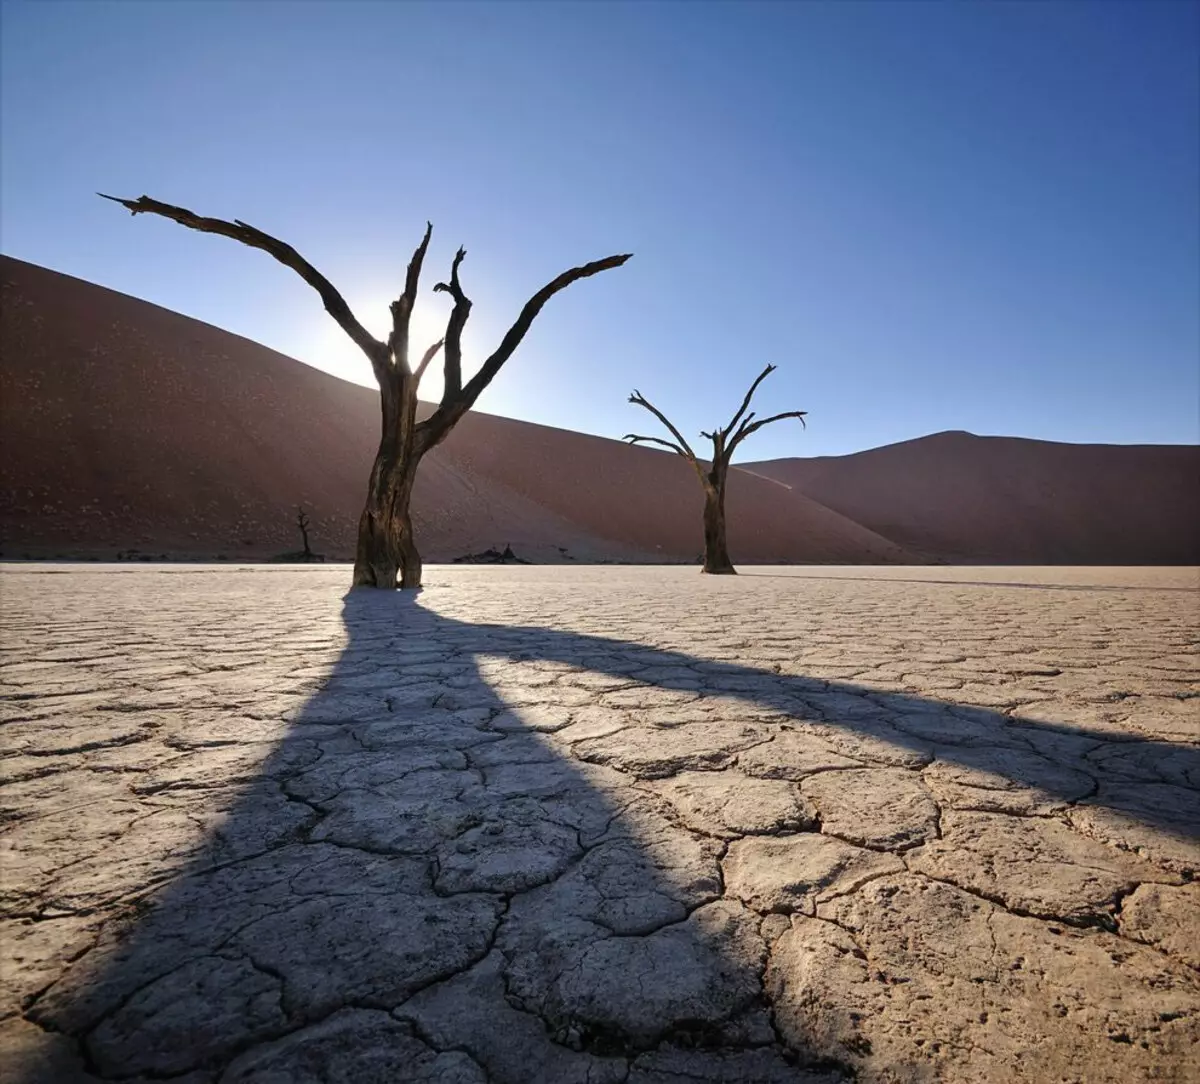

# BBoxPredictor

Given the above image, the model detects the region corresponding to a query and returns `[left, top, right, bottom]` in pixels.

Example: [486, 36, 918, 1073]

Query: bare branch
[461, 253, 632, 406]
[388, 221, 433, 375]
[432, 246, 471, 399]
[623, 433, 689, 456]
[723, 363, 776, 437]
[406, 222, 433, 299]
[98, 193, 387, 382]
[710, 429, 725, 469]
[419, 252, 632, 448]
[413, 338, 446, 386]
[628, 390, 699, 462]
[626, 390, 713, 487]
[728, 409, 808, 455]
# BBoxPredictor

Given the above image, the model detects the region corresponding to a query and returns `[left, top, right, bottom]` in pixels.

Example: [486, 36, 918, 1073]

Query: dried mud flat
[1, 563, 1198, 1083]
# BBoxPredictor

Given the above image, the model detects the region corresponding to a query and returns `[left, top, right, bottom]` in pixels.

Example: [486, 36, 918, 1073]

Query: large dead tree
[101, 193, 630, 588]
[625, 365, 806, 574]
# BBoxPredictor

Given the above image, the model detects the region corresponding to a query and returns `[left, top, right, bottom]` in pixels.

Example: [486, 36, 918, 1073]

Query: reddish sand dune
[747, 432, 1200, 564]
[0, 256, 914, 564]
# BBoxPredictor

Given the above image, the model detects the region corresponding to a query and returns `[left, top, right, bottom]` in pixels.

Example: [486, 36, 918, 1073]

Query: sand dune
[0, 256, 914, 564]
[3, 256, 1194, 566]
[746, 431, 1199, 564]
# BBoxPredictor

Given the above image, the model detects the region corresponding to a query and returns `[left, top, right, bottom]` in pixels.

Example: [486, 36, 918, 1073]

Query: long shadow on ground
[12, 589, 1199, 1083]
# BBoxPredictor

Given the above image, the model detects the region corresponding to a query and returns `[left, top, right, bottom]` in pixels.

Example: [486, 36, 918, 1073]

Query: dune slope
[746, 431, 1199, 564]
[0, 256, 913, 564]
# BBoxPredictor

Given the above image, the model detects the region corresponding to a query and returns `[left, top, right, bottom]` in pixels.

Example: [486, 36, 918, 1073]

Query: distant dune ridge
[744, 432, 1200, 565]
[1, 255, 1196, 565]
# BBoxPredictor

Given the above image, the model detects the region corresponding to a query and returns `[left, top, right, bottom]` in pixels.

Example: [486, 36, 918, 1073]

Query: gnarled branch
[709, 429, 726, 474]
[98, 193, 387, 382]
[418, 252, 633, 449]
[413, 338, 446, 386]
[388, 222, 433, 375]
[724, 363, 776, 438]
[728, 409, 808, 454]
[462, 254, 633, 407]
[432, 246, 470, 400]
[626, 391, 710, 487]
[627, 390, 699, 462]
[623, 433, 688, 456]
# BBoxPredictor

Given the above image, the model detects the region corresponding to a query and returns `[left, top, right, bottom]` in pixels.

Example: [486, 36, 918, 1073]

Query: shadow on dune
[15, 588, 1198, 1082]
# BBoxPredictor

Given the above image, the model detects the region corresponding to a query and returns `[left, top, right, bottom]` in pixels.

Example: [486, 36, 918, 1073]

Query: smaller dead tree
[625, 364, 806, 574]
[296, 506, 313, 559]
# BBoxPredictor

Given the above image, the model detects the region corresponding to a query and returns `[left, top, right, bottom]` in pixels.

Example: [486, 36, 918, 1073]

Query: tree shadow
[11, 587, 1198, 1082]
[738, 570, 1200, 593]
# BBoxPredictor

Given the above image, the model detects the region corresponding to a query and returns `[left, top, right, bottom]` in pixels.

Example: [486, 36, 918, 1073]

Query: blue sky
[2, 0, 1197, 458]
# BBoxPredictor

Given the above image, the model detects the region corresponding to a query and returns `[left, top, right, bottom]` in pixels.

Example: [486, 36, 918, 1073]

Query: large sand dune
[0, 257, 913, 564]
[746, 431, 1199, 565]
[2, 256, 1195, 565]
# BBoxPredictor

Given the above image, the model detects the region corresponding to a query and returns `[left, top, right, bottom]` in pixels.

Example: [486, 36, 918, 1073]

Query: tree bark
[702, 480, 736, 574]
[353, 376, 424, 589]
[353, 450, 421, 589]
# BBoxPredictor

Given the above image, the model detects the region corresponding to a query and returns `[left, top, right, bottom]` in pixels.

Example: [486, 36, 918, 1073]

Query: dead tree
[296, 506, 313, 559]
[625, 365, 806, 574]
[101, 194, 630, 589]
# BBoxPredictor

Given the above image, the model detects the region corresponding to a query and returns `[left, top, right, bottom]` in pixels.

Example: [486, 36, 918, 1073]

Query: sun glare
[310, 294, 461, 403]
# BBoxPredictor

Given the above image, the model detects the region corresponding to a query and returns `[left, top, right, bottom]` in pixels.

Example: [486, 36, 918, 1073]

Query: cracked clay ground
[1, 564, 1198, 1083]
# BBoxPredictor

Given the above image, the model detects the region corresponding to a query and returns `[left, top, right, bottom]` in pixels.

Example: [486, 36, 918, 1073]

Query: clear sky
[2, 0, 1197, 459]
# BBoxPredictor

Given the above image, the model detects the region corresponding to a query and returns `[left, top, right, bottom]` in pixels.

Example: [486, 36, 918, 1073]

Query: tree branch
[710, 428, 725, 472]
[388, 221, 433, 376]
[627, 390, 699, 461]
[98, 193, 387, 383]
[623, 433, 689, 456]
[432, 246, 470, 400]
[413, 338, 445, 386]
[460, 253, 632, 407]
[626, 391, 712, 487]
[723, 363, 776, 438]
[728, 409, 808, 455]
[418, 252, 632, 448]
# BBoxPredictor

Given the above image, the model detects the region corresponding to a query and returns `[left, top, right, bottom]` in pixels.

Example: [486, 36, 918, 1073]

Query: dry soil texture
[1, 564, 1198, 1083]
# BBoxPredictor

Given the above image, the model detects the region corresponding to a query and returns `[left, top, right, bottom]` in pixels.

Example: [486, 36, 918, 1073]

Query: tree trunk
[353, 381, 424, 589]
[702, 482, 736, 575]
[352, 462, 420, 588]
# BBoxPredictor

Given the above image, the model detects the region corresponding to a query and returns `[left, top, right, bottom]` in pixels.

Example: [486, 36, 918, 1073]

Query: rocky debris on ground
[452, 544, 531, 565]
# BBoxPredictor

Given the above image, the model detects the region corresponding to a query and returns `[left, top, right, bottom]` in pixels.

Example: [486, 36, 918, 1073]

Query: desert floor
[1, 564, 1197, 1083]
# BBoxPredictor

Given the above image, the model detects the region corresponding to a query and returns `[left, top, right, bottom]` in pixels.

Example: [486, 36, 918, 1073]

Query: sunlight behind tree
[312, 293, 472, 404]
